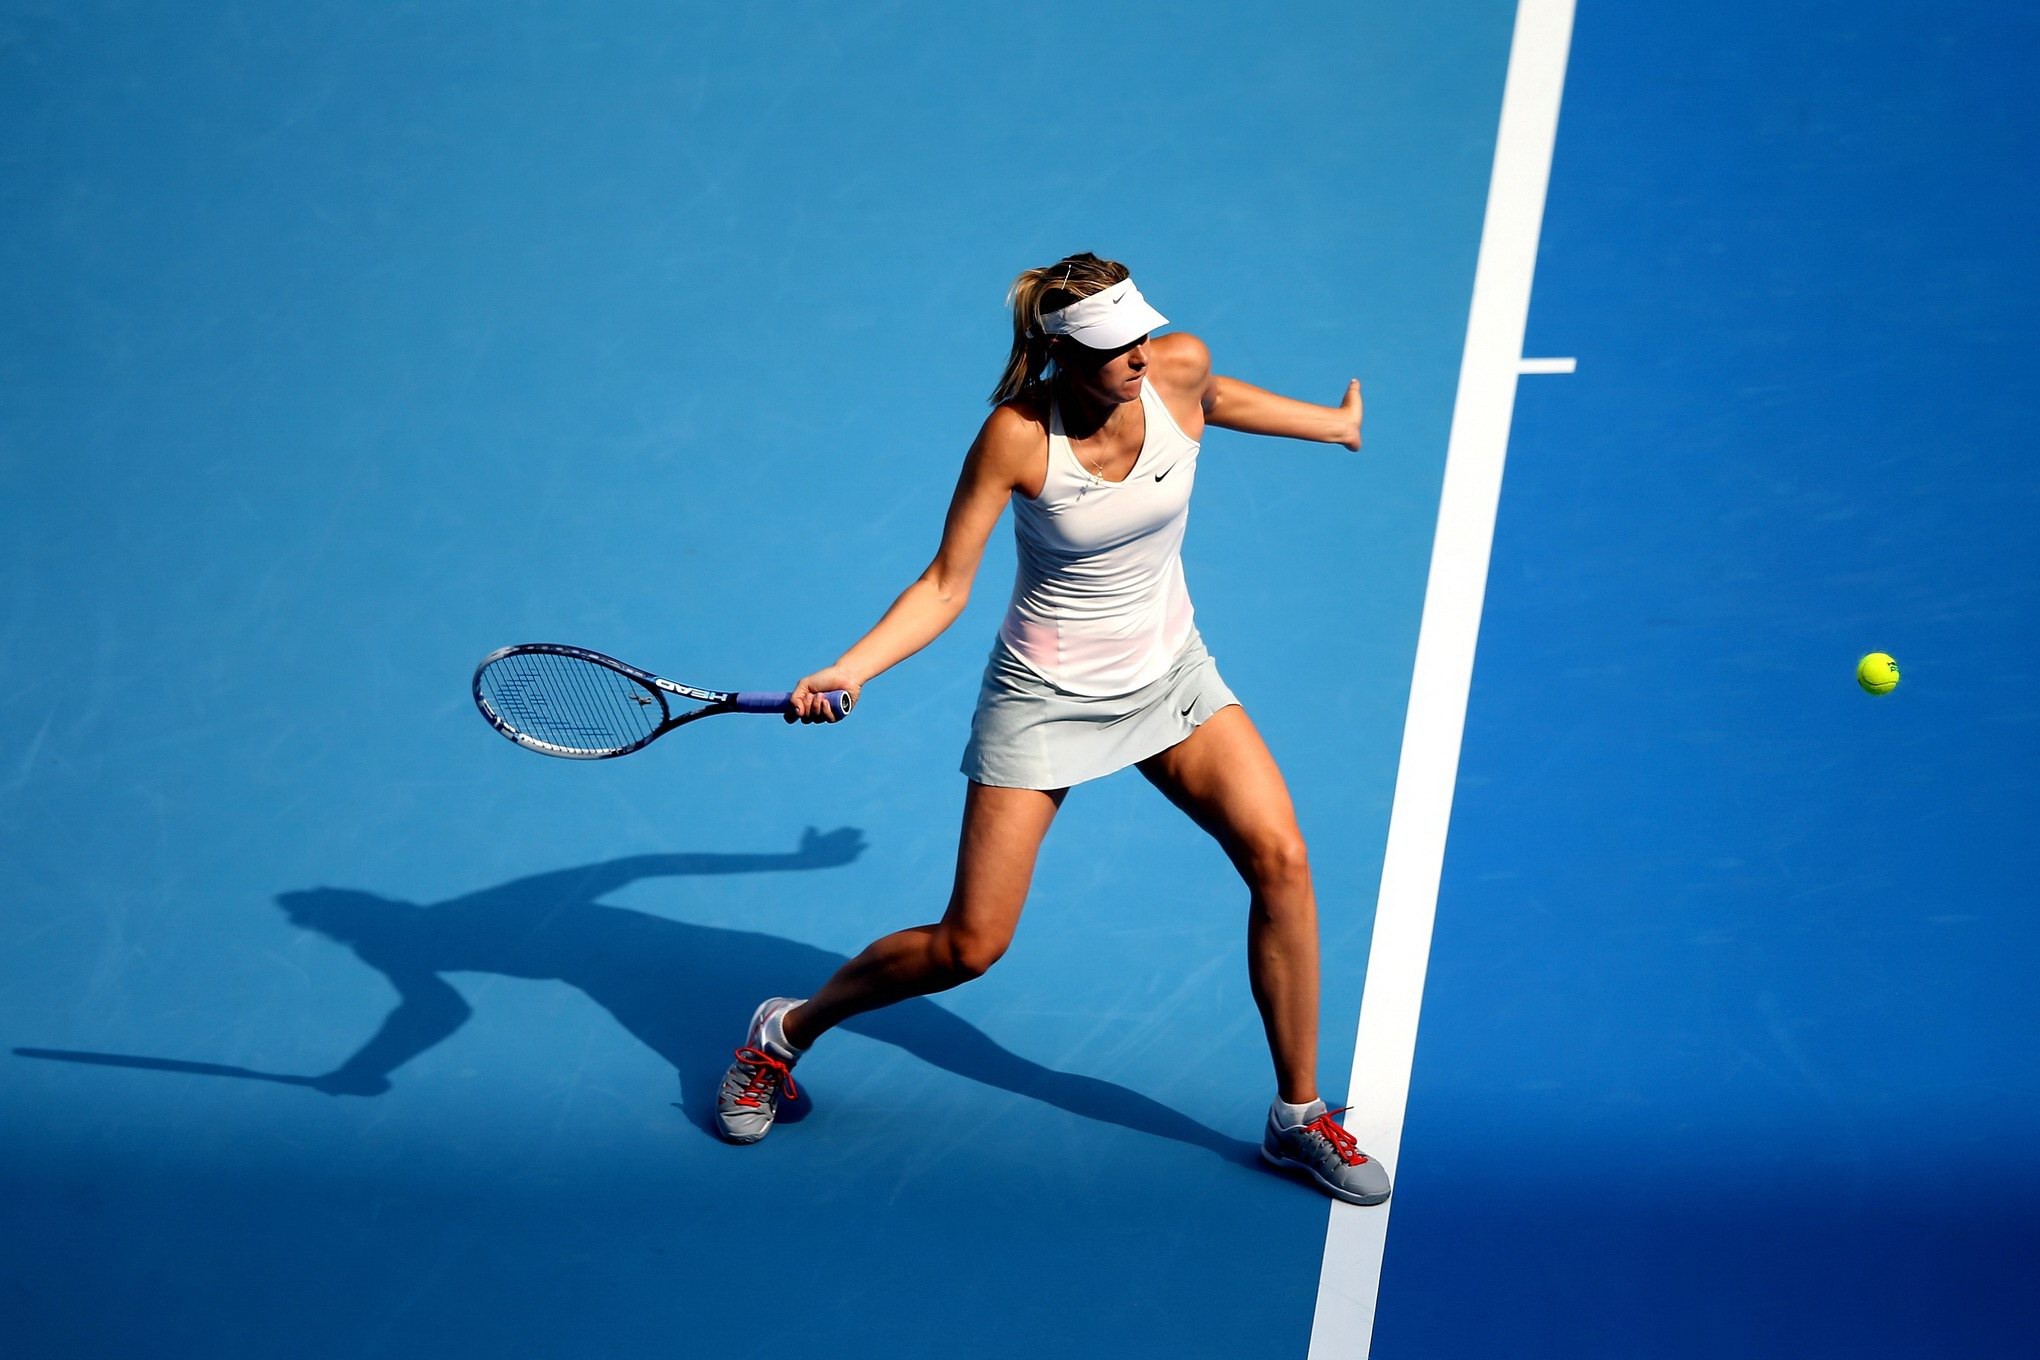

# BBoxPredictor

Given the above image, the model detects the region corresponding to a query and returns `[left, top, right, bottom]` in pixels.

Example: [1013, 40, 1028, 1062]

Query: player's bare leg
[783, 781, 1064, 1048]
[1137, 706, 1388, 1203]
[1137, 705, 1319, 1102]
[718, 780, 1064, 1142]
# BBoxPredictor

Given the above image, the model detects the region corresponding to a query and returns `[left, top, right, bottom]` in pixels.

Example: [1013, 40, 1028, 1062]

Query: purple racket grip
[733, 690, 854, 720]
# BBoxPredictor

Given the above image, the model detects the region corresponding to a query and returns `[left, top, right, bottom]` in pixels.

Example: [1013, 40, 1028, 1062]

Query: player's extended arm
[1207, 374, 1362, 449]
[1165, 332, 1363, 450]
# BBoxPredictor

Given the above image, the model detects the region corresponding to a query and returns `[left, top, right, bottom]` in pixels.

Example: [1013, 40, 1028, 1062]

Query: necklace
[1053, 376, 1113, 487]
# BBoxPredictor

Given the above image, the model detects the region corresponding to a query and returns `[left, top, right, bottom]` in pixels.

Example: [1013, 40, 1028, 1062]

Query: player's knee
[1244, 827, 1311, 893]
[935, 924, 1009, 983]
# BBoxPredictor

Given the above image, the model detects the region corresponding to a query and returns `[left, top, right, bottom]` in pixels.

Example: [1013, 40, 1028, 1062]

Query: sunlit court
[4, 3, 2034, 1356]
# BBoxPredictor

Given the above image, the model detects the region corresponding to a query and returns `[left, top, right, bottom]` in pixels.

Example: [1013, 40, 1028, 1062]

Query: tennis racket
[472, 643, 852, 760]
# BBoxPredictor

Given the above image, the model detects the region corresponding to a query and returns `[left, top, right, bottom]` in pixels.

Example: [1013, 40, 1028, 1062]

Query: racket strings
[479, 651, 667, 754]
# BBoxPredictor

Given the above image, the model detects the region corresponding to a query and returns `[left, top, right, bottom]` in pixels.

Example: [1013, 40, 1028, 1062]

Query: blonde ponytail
[988, 252, 1131, 407]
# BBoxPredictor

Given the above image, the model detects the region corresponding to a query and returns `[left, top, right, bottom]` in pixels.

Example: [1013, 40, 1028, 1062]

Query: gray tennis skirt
[959, 629, 1241, 790]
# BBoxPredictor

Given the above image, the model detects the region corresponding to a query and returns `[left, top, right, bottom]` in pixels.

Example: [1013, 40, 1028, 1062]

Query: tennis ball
[1857, 652, 1900, 695]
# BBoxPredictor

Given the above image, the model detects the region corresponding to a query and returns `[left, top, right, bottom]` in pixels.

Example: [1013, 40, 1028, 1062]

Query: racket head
[472, 643, 684, 759]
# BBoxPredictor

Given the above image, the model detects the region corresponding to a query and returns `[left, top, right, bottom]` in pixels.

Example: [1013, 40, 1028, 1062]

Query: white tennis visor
[1037, 277, 1168, 350]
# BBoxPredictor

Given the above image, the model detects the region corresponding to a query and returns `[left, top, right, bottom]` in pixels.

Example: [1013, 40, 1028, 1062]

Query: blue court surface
[3, 3, 2033, 1357]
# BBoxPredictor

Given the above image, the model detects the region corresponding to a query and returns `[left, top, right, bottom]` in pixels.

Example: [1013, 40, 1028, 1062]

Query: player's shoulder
[977, 392, 1052, 480]
[1149, 331, 1212, 395]
[984, 391, 1049, 446]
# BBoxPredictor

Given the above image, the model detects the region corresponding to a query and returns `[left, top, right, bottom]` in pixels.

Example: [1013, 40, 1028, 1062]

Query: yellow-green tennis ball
[1857, 652, 1900, 695]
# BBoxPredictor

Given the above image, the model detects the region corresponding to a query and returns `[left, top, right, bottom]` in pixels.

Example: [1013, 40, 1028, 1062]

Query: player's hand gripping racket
[473, 643, 852, 759]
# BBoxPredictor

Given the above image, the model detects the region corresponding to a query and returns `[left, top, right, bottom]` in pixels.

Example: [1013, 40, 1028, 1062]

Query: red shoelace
[729, 1046, 798, 1108]
[1304, 1106, 1369, 1166]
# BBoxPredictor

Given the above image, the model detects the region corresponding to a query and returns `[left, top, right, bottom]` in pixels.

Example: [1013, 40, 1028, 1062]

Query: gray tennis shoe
[715, 997, 804, 1144]
[1262, 1104, 1392, 1205]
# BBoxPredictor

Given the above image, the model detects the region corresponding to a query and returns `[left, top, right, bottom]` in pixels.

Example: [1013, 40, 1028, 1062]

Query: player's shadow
[16, 827, 1251, 1165]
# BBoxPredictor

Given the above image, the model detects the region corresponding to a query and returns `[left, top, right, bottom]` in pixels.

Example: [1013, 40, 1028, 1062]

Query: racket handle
[733, 690, 854, 720]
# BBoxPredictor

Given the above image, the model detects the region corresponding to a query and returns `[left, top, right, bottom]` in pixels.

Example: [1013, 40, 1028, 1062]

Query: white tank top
[997, 378, 1201, 696]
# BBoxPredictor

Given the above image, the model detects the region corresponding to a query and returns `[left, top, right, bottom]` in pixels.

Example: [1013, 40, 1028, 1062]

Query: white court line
[1306, 3, 1575, 1357]
[1519, 356, 1577, 374]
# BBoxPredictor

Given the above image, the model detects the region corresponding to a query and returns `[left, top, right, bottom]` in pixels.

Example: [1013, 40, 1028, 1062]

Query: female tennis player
[715, 252, 1388, 1205]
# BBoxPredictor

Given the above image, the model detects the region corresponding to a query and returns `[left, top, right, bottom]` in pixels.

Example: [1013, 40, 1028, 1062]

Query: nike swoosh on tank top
[997, 377, 1201, 697]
